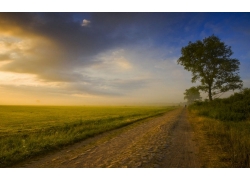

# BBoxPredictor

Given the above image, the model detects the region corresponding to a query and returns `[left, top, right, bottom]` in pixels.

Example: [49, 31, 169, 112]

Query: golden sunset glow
[0, 13, 250, 105]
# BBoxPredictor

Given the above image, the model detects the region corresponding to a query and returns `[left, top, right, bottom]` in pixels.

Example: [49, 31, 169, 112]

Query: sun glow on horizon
[1, 13, 250, 105]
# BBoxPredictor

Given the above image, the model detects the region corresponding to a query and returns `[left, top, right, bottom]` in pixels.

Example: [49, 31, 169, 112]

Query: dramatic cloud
[0, 12, 250, 105]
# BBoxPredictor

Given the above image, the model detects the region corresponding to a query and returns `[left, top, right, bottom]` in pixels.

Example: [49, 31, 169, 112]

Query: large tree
[184, 86, 202, 104]
[177, 35, 243, 101]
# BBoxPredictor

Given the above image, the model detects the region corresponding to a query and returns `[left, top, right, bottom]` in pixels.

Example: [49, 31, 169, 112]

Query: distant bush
[189, 88, 250, 121]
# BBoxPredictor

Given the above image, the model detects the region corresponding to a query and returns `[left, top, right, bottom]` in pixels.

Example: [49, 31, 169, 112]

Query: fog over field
[0, 12, 250, 105]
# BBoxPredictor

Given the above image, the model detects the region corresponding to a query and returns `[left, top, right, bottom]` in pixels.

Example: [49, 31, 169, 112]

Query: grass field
[0, 105, 176, 167]
[189, 110, 250, 167]
[188, 89, 250, 167]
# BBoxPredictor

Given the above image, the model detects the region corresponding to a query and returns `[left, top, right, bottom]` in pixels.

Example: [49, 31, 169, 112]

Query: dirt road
[14, 108, 200, 168]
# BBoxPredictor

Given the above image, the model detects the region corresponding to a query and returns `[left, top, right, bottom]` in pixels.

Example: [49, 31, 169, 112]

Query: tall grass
[190, 88, 250, 121]
[0, 106, 176, 167]
[188, 88, 250, 167]
[189, 112, 250, 167]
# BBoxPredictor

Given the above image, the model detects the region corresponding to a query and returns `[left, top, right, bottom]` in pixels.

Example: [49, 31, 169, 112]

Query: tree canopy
[184, 86, 202, 104]
[178, 35, 243, 101]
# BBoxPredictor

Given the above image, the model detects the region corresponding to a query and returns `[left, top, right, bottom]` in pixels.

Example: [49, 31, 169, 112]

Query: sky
[0, 12, 250, 105]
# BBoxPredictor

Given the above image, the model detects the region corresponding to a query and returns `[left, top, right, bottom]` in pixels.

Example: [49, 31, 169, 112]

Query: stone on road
[14, 108, 200, 168]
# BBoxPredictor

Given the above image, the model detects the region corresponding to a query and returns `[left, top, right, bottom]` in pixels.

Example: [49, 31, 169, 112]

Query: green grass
[189, 88, 250, 121]
[189, 110, 250, 167]
[188, 88, 250, 167]
[203, 118, 250, 167]
[0, 105, 176, 167]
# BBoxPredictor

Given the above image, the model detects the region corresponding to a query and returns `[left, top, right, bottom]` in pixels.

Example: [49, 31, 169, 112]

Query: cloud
[0, 54, 10, 61]
[81, 19, 91, 27]
[87, 49, 133, 72]
[1, 13, 250, 104]
[0, 13, 153, 85]
[116, 57, 132, 70]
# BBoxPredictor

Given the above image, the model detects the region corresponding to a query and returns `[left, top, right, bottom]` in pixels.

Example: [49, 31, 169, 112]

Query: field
[0, 105, 176, 167]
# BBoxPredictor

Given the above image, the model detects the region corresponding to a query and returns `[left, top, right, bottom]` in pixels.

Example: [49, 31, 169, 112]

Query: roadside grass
[188, 110, 250, 168]
[190, 88, 250, 121]
[187, 88, 250, 167]
[0, 106, 176, 167]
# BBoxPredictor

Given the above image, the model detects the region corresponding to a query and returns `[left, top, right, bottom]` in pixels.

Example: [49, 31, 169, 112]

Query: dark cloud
[1, 12, 189, 55]
[1, 12, 250, 98]
[0, 12, 188, 84]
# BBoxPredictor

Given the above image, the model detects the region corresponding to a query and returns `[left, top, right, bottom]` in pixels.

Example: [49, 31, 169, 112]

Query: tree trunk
[208, 85, 213, 101]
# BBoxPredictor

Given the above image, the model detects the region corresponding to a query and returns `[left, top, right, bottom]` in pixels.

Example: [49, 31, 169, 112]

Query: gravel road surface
[14, 108, 200, 168]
